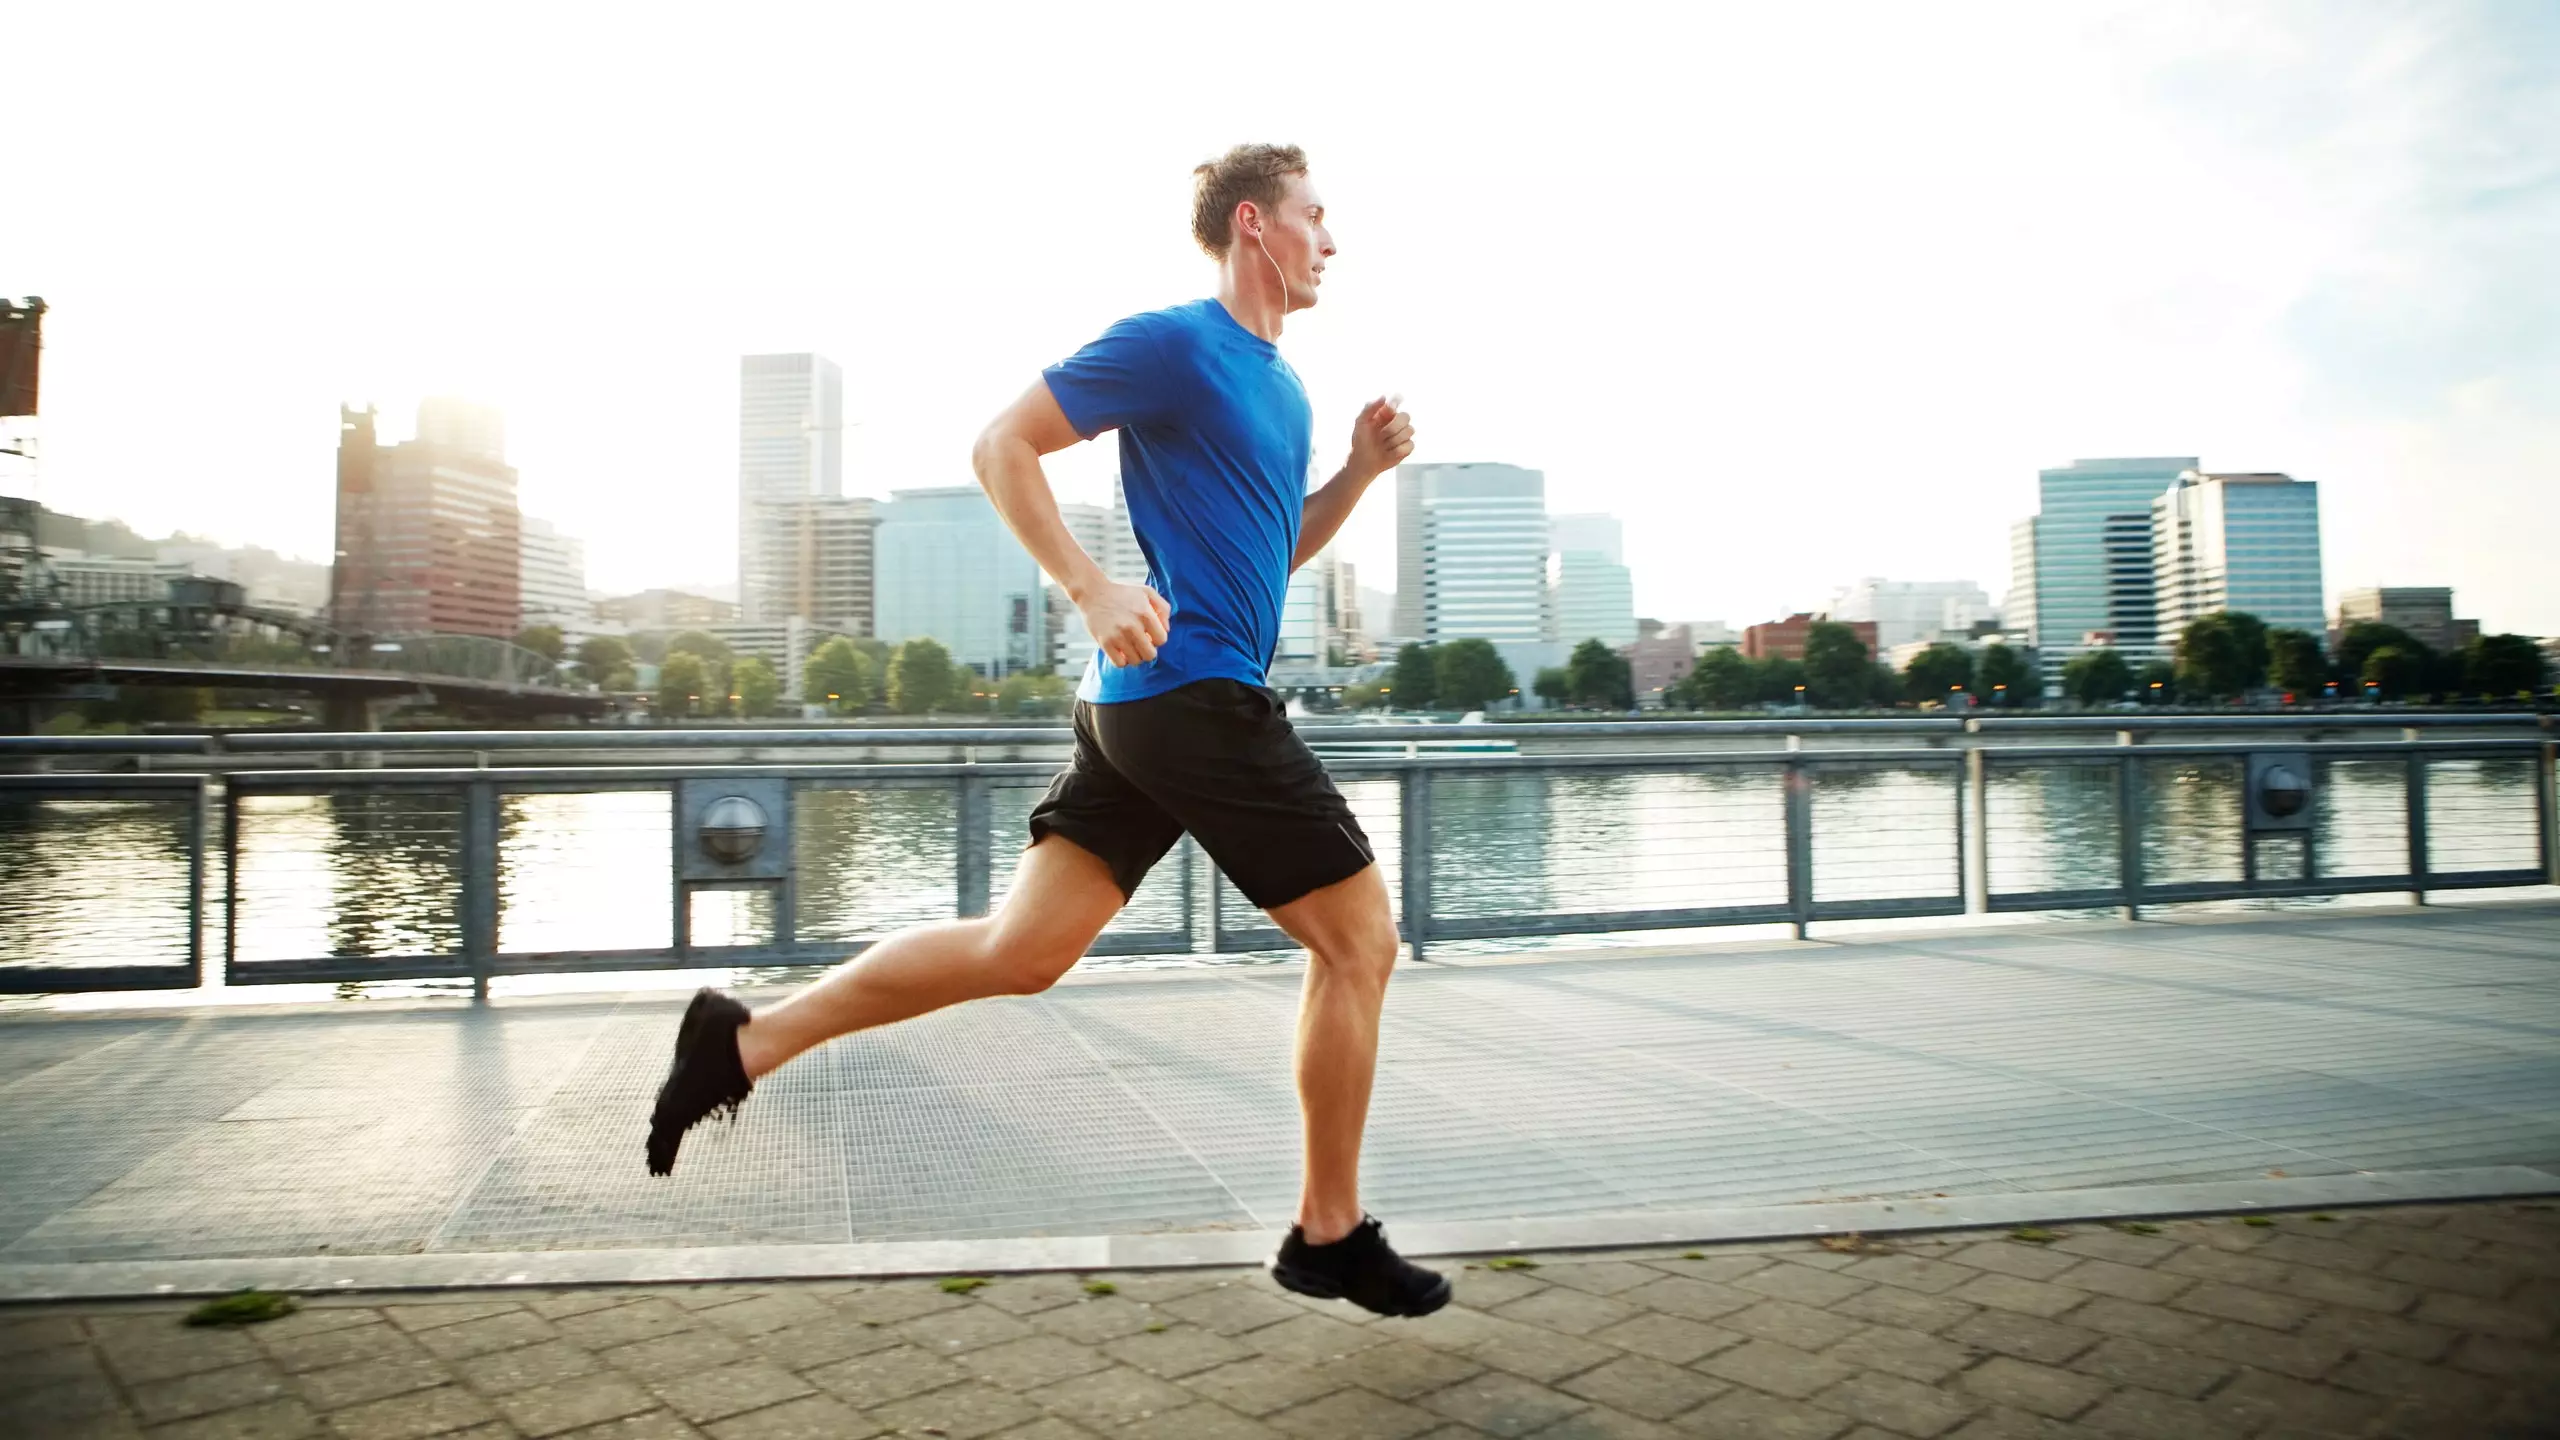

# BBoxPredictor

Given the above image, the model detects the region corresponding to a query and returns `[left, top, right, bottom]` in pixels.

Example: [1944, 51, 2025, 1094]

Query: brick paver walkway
[6, 1201, 2556, 1440]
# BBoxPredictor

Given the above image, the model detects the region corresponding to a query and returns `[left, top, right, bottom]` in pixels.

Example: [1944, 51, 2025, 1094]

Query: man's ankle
[734, 1015, 771, 1080]
[1295, 1210, 1365, 1246]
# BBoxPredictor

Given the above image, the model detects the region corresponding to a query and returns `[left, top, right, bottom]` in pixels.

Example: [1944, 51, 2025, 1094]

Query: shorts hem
[1025, 815, 1150, 901]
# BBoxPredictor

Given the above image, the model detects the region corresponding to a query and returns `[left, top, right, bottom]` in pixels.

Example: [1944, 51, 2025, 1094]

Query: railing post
[2117, 747, 2144, 921]
[186, 776, 209, 989]
[222, 782, 240, 984]
[2405, 743, 2430, 906]
[1784, 756, 1813, 939]
[1399, 767, 1433, 961]
[2542, 740, 2559, 888]
[956, 770, 992, 918]
[1964, 745, 1989, 914]
[462, 780, 498, 1001]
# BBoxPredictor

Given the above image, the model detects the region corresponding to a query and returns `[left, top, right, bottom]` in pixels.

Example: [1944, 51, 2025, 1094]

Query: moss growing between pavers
[2009, 1227, 2061, 1244]
[1082, 1280, 1116, 1295]
[186, 1290, 299, 1327]
[937, 1276, 989, 1294]
[2242, 1215, 2275, 1227]
[1485, 1256, 1539, 1270]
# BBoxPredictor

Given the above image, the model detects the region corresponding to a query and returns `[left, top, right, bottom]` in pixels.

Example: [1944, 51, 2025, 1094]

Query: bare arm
[971, 380, 1170, 666]
[1294, 396, 1414, 569]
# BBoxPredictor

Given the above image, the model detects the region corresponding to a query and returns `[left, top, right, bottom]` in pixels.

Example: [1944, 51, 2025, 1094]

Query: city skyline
[9, 3, 2556, 635]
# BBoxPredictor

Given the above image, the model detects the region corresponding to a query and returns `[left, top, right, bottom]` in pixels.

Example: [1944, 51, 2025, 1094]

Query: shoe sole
[1269, 1261, 1453, 1318]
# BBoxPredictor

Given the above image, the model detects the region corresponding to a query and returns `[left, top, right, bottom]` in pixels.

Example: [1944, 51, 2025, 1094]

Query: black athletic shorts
[1027, 677, 1376, 910]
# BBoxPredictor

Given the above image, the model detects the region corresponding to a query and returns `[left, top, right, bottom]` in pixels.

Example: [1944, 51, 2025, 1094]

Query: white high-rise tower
[737, 353, 845, 623]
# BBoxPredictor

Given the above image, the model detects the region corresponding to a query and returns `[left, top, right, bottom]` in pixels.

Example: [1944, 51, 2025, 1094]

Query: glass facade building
[2152, 472, 2325, 640]
[2010, 457, 2194, 693]
[873, 486, 1045, 677]
[1395, 462, 1549, 643]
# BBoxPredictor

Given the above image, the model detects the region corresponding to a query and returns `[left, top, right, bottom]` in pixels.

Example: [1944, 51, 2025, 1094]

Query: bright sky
[10, 1, 2557, 634]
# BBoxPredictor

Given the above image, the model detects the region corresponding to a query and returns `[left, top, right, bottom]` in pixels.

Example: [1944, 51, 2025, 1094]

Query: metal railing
[3, 716, 2553, 994]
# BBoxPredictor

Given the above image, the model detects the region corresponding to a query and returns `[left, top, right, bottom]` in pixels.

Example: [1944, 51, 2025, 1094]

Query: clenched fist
[1078, 578, 1173, 668]
[1346, 395, 1415, 483]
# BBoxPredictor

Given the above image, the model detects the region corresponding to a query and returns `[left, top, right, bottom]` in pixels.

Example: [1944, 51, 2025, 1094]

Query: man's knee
[988, 929, 1088, 995]
[1308, 919, 1399, 986]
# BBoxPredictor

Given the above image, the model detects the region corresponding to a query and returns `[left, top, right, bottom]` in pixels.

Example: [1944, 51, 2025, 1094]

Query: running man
[646, 143, 1448, 1318]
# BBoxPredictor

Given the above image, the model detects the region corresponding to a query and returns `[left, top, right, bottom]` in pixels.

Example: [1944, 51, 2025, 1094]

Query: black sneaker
[646, 988, 753, 1176]
[1269, 1214, 1452, 1317]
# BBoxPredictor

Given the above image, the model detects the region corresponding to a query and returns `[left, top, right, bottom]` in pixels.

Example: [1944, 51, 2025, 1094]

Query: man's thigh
[1090, 680, 1376, 912]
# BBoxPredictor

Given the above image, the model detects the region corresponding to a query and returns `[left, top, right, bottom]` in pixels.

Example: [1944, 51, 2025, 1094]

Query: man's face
[1255, 172, 1335, 311]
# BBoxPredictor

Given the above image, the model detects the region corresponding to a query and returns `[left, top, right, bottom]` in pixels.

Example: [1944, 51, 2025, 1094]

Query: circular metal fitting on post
[699, 795, 768, 864]
[2258, 763, 2309, 819]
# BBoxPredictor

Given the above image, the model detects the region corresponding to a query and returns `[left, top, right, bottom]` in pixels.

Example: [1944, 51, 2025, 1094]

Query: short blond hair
[1190, 143, 1308, 259]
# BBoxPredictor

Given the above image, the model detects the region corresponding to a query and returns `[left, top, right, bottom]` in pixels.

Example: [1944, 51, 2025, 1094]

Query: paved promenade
[5, 1200, 2558, 1438]
[1, 903, 2556, 1284]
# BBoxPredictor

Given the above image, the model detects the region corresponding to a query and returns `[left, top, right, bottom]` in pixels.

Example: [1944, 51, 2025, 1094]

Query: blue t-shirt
[1043, 299, 1314, 704]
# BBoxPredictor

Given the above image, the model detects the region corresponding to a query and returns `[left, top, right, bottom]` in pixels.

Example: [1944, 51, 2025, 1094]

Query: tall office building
[2151, 471, 2324, 639]
[736, 353, 844, 623]
[2335, 588, 2476, 653]
[874, 486, 1046, 677]
[330, 401, 522, 639]
[1546, 511, 1636, 648]
[1548, 552, 1637, 647]
[743, 495, 876, 638]
[518, 515, 589, 639]
[1549, 513, 1624, 565]
[2009, 457, 2192, 692]
[1827, 578, 1995, 652]
[1395, 462, 1549, 643]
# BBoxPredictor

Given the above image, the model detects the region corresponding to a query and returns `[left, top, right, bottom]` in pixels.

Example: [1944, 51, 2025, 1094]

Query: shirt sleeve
[1042, 314, 1179, 439]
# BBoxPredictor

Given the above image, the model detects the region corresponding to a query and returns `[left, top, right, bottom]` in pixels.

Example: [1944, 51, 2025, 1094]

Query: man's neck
[1215, 262, 1286, 342]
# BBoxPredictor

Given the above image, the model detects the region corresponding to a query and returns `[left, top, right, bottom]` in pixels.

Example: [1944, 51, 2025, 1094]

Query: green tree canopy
[1869, 662, 1903, 708]
[2135, 659, 2177, 703]
[1434, 638, 1517, 710]
[2266, 627, 2327, 697]
[1532, 667, 1569, 705]
[1975, 644, 2034, 704]
[1343, 680, 1390, 709]
[1902, 643, 1974, 705]
[1800, 622, 1872, 709]
[625, 631, 670, 665]
[1756, 656, 1810, 704]
[804, 637, 873, 713]
[2362, 644, 2427, 699]
[665, 629, 731, 663]
[731, 656, 782, 718]
[2462, 633, 2548, 697]
[2174, 613, 2264, 700]
[2061, 647, 2133, 707]
[1563, 638, 1634, 710]
[1678, 647, 1755, 710]
[656, 652, 709, 719]
[887, 638, 957, 714]
[996, 672, 1072, 717]
[575, 634, 632, 683]
[2336, 621, 2427, 684]
[1390, 642, 1439, 709]
[514, 625, 565, 662]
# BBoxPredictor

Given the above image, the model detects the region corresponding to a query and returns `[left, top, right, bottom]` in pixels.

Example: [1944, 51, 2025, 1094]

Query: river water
[0, 754, 2545, 1004]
